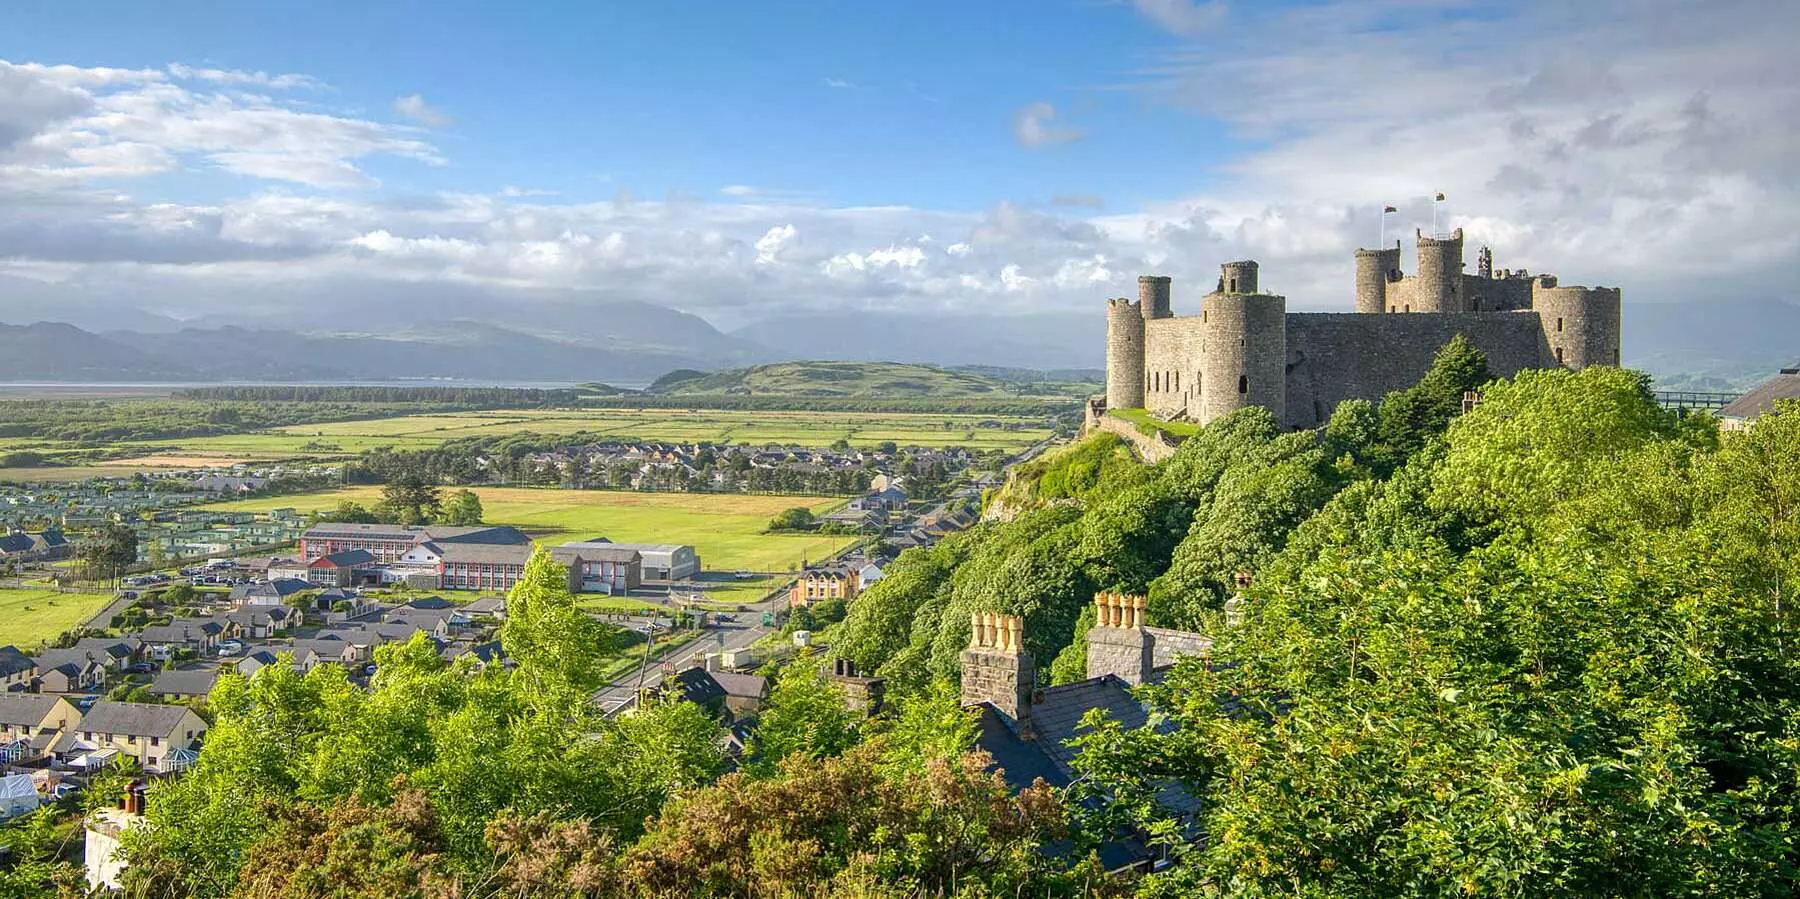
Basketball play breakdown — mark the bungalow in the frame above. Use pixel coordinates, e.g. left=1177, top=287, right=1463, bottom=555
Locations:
left=0, top=647, right=38, bottom=692
left=219, top=606, right=294, bottom=640
left=34, top=658, right=104, bottom=694
left=0, top=694, right=80, bottom=763
left=137, top=619, right=224, bottom=659
left=230, top=649, right=293, bottom=680
left=67, top=701, right=207, bottom=774
left=229, top=578, right=311, bottom=607
left=61, top=638, right=143, bottom=674
left=147, top=667, right=220, bottom=703
left=462, top=596, right=506, bottom=621
left=286, top=638, right=366, bottom=672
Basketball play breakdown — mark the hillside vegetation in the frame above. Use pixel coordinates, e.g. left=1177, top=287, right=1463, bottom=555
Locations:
left=650, top=361, right=1094, bottom=398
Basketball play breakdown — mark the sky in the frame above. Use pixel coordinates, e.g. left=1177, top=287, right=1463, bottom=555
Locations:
left=0, top=0, right=1796, bottom=331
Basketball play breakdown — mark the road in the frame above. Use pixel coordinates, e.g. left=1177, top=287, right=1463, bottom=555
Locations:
left=591, top=588, right=791, bottom=715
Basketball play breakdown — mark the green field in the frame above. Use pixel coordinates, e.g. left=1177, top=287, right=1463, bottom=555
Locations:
left=93, top=408, right=1050, bottom=465
left=204, top=487, right=857, bottom=572
left=0, top=589, right=115, bottom=650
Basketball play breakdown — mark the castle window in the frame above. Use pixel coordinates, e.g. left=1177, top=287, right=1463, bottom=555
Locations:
left=1238, top=375, right=1248, bottom=395
left=1556, top=346, right=1564, bottom=363
left=1557, top=317, right=1564, bottom=332
left=1404, top=304, right=1411, bottom=313
left=1173, top=372, right=1179, bottom=390
left=1229, top=278, right=1238, bottom=292
left=1389, top=305, right=1396, bottom=313
left=1203, top=310, right=1208, bottom=323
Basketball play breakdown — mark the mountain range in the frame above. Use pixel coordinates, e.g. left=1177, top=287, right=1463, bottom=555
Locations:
left=0, top=293, right=1791, bottom=389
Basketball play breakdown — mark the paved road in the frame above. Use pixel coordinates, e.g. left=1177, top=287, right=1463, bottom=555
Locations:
left=592, top=590, right=790, bottom=715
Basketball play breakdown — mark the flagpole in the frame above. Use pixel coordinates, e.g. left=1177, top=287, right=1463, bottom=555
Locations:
left=1378, top=205, right=1385, bottom=249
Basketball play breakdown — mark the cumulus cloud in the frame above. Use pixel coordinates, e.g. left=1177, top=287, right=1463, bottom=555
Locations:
left=0, top=2, right=1796, bottom=335
left=823, top=77, right=856, bottom=89
left=1013, top=101, right=1082, bottom=148
left=392, top=93, right=451, bottom=127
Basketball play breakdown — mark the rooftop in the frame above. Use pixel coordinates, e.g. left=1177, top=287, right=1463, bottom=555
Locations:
left=79, top=700, right=194, bottom=738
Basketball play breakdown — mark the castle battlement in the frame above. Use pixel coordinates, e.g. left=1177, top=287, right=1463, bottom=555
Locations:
left=1105, top=235, right=1622, bottom=430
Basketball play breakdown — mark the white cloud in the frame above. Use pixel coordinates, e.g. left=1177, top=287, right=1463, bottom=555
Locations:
left=1130, top=0, right=1227, bottom=36
left=392, top=93, right=451, bottom=128
left=823, top=78, right=856, bottom=89
left=166, top=64, right=320, bottom=90
left=1013, top=101, right=1082, bottom=149
left=720, top=185, right=760, bottom=197
left=754, top=223, right=797, bottom=264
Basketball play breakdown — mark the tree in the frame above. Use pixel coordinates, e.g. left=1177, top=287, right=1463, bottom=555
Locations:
left=1372, top=333, right=1493, bottom=469
left=321, top=500, right=378, bottom=524
left=750, top=655, right=859, bottom=773
left=767, top=506, right=815, bottom=532
left=440, top=489, right=484, bottom=527
left=499, top=549, right=618, bottom=707
left=81, top=522, right=138, bottom=582
left=376, top=476, right=442, bottom=526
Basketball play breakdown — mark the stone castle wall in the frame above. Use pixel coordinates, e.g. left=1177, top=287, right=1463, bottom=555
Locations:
left=1090, top=411, right=1181, bottom=463
left=1282, top=311, right=1548, bottom=428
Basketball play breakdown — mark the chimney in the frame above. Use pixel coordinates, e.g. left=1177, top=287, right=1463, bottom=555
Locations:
left=1224, top=571, right=1251, bottom=629
left=1086, top=592, right=1153, bottom=685
left=960, top=611, right=1036, bottom=729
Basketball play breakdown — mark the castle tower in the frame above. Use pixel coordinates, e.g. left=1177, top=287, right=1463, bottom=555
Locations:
left=961, top=611, right=1035, bottom=726
left=1354, top=243, right=1402, bottom=314
left=1200, top=263, right=1286, bottom=424
left=1219, top=260, right=1259, bottom=295
left=1106, top=297, right=1146, bottom=409
left=1533, top=280, right=1622, bottom=370
left=1413, top=228, right=1465, bottom=313
left=1086, top=592, right=1152, bottom=685
left=1138, top=275, right=1172, bottom=320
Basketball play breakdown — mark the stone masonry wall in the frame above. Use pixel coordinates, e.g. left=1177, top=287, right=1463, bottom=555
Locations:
left=1282, top=311, right=1548, bottom=429
left=1143, top=317, right=1205, bottom=419
left=1092, top=412, right=1181, bottom=463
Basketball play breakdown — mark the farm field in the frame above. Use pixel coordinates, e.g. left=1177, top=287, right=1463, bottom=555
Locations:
left=204, top=487, right=857, bottom=572
left=0, top=589, right=114, bottom=650
left=111, top=408, right=1052, bottom=464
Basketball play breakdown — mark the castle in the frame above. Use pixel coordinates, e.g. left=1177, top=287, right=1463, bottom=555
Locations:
left=1102, top=229, right=1623, bottom=430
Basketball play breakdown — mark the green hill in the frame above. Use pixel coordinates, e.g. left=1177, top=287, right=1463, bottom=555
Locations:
left=648, top=361, right=1090, bottom=398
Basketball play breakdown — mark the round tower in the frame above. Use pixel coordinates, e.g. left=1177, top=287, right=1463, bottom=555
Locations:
left=1354, top=245, right=1401, bottom=314
left=1199, top=290, right=1286, bottom=425
left=1532, top=282, right=1622, bottom=370
left=1219, top=260, right=1259, bottom=295
left=1138, top=275, right=1172, bottom=320
left=1106, top=297, right=1147, bottom=409
left=1413, top=227, right=1464, bottom=313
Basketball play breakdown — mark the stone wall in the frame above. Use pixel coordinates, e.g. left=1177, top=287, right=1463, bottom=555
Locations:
left=1143, top=316, right=1205, bottom=419
left=1283, top=311, right=1548, bottom=429
left=1092, top=412, right=1182, bottom=463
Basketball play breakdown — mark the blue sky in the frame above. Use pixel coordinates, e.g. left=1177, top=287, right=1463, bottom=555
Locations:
left=0, top=1, right=1236, bottom=211
left=0, top=0, right=1794, bottom=328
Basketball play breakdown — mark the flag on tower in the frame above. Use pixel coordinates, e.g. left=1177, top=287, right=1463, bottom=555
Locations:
left=1434, top=192, right=1446, bottom=202
left=1382, top=205, right=1397, bottom=214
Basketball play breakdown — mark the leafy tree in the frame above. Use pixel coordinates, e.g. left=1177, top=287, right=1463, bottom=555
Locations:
left=750, top=654, right=859, bottom=773
left=767, top=506, right=815, bottom=532
left=229, top=786, right=454, bottom=898
left=440, top=489, right=484, bottom=527
left=320, top=501, right=379, bottom=524
left=1372, top=333, right=1493, bottom=469
left=499, top=549, right=618, bottom=707
left=375, top=476, right=442, bottom=526
left=81, top=522, right=138, bottom=581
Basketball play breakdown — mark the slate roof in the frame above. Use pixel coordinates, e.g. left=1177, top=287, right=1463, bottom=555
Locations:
left=0, top=694, right=64, bottom=727
left=316, top=549, right=375, bottom=567
left=0, top=647, right=36, bottom=678
left=149, top=667, right=220, bottom=697
left=551, top=545, right=642, bottom=564
left=462, top=596, right=506, bottom=615
left=665, top=668, right=727, bottom=707
left=404, top=597, right=454, bottom=611
left=709, top=671, right=768, bottom=700
left=78, top=700, right=193, bottom=738
left=432, top=542, right=535, bottom=565
left=1720, top=368, right=1800, bottom=421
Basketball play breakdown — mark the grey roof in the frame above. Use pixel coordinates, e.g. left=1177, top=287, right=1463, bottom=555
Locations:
left=0, top=694, right=66, bottom=727
left=78, top=700, right=194, bottom=738
left=404, top=597, right=454, bottom=610
left=462, top=596, right=506, bottom=614
left=709, top=671, right=768, bottom=699
left=666, top=668, right=727, bottom=707
left=551, top=545, right=642, bottom=564
left=431, top=541, right=534, bottom=565
left=149, top=667, right=220, bottom=697
left=318, top=549, right=375, bottom=567
left=0, top=647, right=35, bottom=678
left=33, top=649, right=109, bottom=673
left=1720, top=369, right=1800, bottom=420
left=302, top=523, right=531, bottom=545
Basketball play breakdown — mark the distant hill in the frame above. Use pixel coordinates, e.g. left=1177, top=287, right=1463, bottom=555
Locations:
left=729, top=312, right=1096, bottom=370
left=648, top=361, right=1087, bottom=398
left=1623, top=297, right=1800, bottom=392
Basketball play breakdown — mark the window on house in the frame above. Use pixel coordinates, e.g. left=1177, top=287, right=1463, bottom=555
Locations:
left=151, top=736, right=159, bottom=746
left=1238, top=375, right=1248, bottom=395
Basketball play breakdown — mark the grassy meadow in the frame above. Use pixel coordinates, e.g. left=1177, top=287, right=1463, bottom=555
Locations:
left=204, top=487, right=856, bottom=572
left=0, top=589, right=115, bottom=650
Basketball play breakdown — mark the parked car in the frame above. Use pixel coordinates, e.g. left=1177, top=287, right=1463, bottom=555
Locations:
left=75, top=696, right=97, bottom=711
left=218, top=641, right=244, bottom=656
left=126, top=662, right=154, bottom=675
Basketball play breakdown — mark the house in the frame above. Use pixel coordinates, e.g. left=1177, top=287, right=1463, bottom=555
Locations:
left=961, top=596, right=1210, bottom=873
left=0, top=694, right=81, bottom=762
left=304, top=549, right=377, bottom=587
left=67, top=701, right=208, bottom=774
left=822, top=507, right=887, bottom=532
left=462, top=596, right=506, bottom=620
left=565, top=540, right=700, bottom=581
left=230, top=649, right=293, bottom=680
left=1718, top=367, right=1800, bottom=430
left=137, top=619, right=224, bottom=659
left=300, top=523, right=533, bottom=563
left=857, top=562, right=885, bottom=587
left=790, top=565, right=860, bottom=609
left=0, top=529, right=71, bottom=563
left=710, top=670, right=770, bottom=720
left=34, top=658, right=104, bottom=694
left=60, top=638, right=143, bottom=674
left=229, top=578, right=311, bottom=607
left=148, top=667, right=220, bottom=703
left=0, top=646, right=38, bottom=691
left=382, top=606, right=473, bottom=640
left=190, top=475, right=268, bottom=494
left=441, top=641, right=505, bottom=669
left=286, top=638, right=367, bottom=672
left=550, top=543, right=643, bottom=594
left=0, top=773, right=38, bottom=819
left=219, top=606, right=294, bottom=640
